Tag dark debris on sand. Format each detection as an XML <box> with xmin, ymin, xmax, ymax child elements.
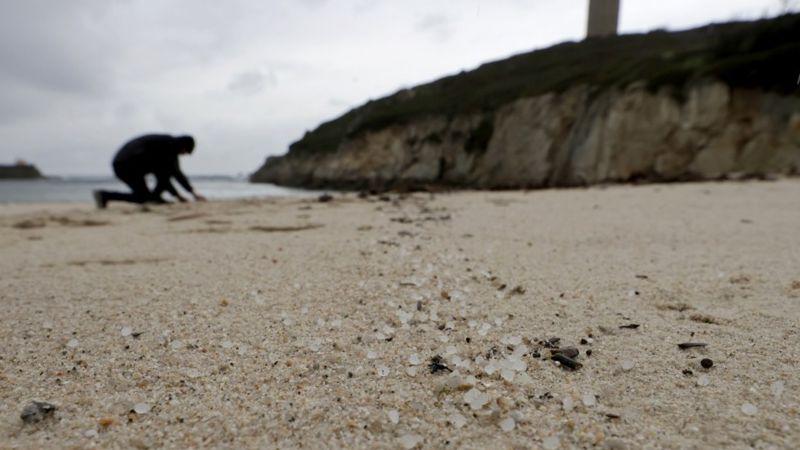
<box><xmin>20</xmin><ymin>401</ymin><xmax>56</xmax><ymax>424</ymax></box>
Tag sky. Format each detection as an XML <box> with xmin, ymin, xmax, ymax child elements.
<box><xmin>0</xmin><ymin>0</ymin><xmax>796</xmax><ymax>176</ymax></box>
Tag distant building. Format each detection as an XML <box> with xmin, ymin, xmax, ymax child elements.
<box><xmin>587</xmin><ymin>0</ymin><xmax>620</xmax><ymax>38</ymax></box>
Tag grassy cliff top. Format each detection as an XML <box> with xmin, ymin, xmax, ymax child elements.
<box><xmin>288</xmin><ymin>14</ymin><xmax>800</xmax><ymax>157</ymax></box>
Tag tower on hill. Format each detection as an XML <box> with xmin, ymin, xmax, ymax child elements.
<box><xmin>587</xmin><ymin>0</ymin><xmax>620</xmax><ymax>37</ymax></box>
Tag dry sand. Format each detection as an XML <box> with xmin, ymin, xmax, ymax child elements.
<box><xmin>1</xmin><ymin>180</ymin><xmax>799</xmax><ymax>449</ymax></box>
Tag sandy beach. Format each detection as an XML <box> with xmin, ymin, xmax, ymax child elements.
<box><xmin>1</xmin><ymin>179</ymin><xmax>798</xmax><ymax>449</ymax></box>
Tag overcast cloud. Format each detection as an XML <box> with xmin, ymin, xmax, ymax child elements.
<box><xmin>0</xmin><ymin>0</ymin><xmax>795</xmax><ymax>175</ymax></box>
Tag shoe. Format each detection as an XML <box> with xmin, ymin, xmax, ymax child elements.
<box><xmin>93</xmin><ymin>190</ymin><xmax>107</xmax><ymax>209</ymax></box>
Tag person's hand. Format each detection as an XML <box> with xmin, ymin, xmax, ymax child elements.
<box><xmin>176</xmin><ymin>195</ymin><xmax>188</xmax><ymax>203</ymax></box>
<box><xmin>193</xmin><ymin>193</ymin><xmax>207</xmax><ymax>202</ymax></box>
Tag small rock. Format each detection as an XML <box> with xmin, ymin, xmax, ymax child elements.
<box><xmin>542</xmin><ymin>436</ymin><xmax>560</xmax><ymax>450</ymax></box>
<box><xmin>621</xmin><ymin>360</ymin><xmax>635</xmax><ymax>371</ymax></box>
<box><xmin>121</xmin><ymin>326</ymin><xmax>133</xmax><ymax>337</ymax></box>
<box><xmin>741</xmin><ymin>403</ymin><xmax>758</xmax><ymax>416</ymax></box>
<box><xmin>377</xmin><ymin>366</ymin><xmax>390</xmax><ymax>377</ymax></box>
<box><xmin>84</xmin><ymin>429</ymin><xmax>98</xmax><ymax>438</ymax></box>
<box><xmin>387</xmin><ymin>409</ymin><xmax>400</xmax><ymax>425</ymax></box>
<box><xmin>66</xmin><ymin>338</ymin><xmax>79</xmax><ymax>349</ymax></box>
<box><xmin>399</xmin><ymin>434</ymin><xmax>423</xmax><ymax>449</ymax></box>
<box><xmin>678</xmin><ymin>342</ymin><xmax>707</xmax><ymax>350</ymax></box>
<box><xmin>318</xmin><ymin>193</ymin><xmax>333</xmax><ymax>203</ymax></box>
<box><xmin>697</xmin><ymin>375</ymin><xmax>710</xmax><ymax>387</ymax></box>
<box><xmin>551</xmin><ymin>347</ymin><xmax>579</xmax><ymax>359</ymax></box>
<box><xmin>771</xmin><ymin>380</ymin><xmax>785</xmax><ymax>399</ymax></box>
<box><xmin>133</xmin><ymin>403</ymin><xmax>151</xmax><ymax>415</ymax></box>
<box><xmin>552</xmin><ymin>353</ymin><xmax>581</xmax><ymax>371</ymax></box>
<box><xmin>464</xmin><ymin>388</ymin><xmax>490</xmax><ymax>410</ymax></box>
<box><xmin>700</xmin><ymin>358</ymin><xmax>713</xmax><ymax>369</ymax></box>
<box><xmin>20</xmin><ymin>401</ymin><xmax>56</xmax><ymax>424</ymax></box>
<box><xmin>449</xmin><ymin>413</ymin><xmax>467</xmax><ymax>429</ymax></box>
<box><xmin>562</xmin><ymin>395</ymin><xmax>574</xmax><ymax>412</ymax></box>
<box><xmin>582</xmin><ymin>393</ymin><xmax>597</xmax><ymax>407</ymax></box>
<box><xmin>499</xmin><ymin>417</ymin><xmax>515</xmax><ymax>432</ymax></box>
<box><xmin>408</xmin><ymin>354</ymin><xmax>421</xmax><ymax>366</ymax></box>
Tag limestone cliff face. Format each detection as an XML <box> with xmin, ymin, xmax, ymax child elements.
<box><xmin>252</xmin><ymin>82</ymin><xmax>800</xmax><ymax>189</ymax></box>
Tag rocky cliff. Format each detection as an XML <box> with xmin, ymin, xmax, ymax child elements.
<box><xmin>251</xmin><ymin>15</ymin><xmax>800</xmax><ymax>190</ymax></box>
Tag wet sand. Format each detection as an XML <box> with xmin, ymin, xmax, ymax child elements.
<box><xmin>1</xmin><ymin>180</ymin><xmax>799</xmax><ymax>449</ymax></box>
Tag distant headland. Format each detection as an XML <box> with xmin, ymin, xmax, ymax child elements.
<box><xmin>0</xmin><ymin>161</ymin><xmax>44</xmax><ymax>179</ymax></box>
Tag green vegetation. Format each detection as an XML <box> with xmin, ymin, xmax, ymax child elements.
<box><xmin>289</xmin><ymin>14</ymin><xmax>800</xmax><ymax>157</ymax></box>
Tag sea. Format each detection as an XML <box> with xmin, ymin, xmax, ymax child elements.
<box><xmin>0</xmin><ymin>176</ymin><xmax>314</xmax><ymax>204</ymax></box>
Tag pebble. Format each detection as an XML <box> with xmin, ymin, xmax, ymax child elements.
<box><xmin>377</xmin><ymin>366</ymin><xmax>390</xmax><ymax>377</ymax></box>
<box><xmin>66</xmin><ymin>338</ymin><xmax>79</xmax><ymax>349</ymax></box>
<box><xmin>84</xmin><ymin>429</ymin><xmax>98</xmax><ymax>438</ymax></box>
<box><xmin>221</xmin><ymin>340</ymin><xmax>234</xmax><ymax>349</ymax></box>
<box><xmin>399</xmin><ymin>434</ymin><xmax>423</xmax><ymax>449</ymax></box>
<box><xmin>120</xmin><ymin>326</ymin><xmax>133</xmax><ymax>337</ymax></box>
<box><xmin>542</xmin><ymin>436</ymin><xmax>561</xmax><ymax>450</ymax></box>
<box><xmin>562</xmin><ymin>396</ymin><xmax>574</xmax><ymax>412</ymax></box>
<box><xmin>387</xmin><ymin>409</ymin><xmax>400</xmax><ymax>425</ymax></box>
<box><xmin>170</xmin><ymin>340</ymin><xmax>183</xmax><ymax>350</ymax></box>
<box><xmin>499</xmin><ymin>417</ymin><xmax>515</xmax><ymax>432</ymax></box>
<box><xmin>133</xmin><ymin>403</ymin><xmax>151</xmax><ymax>415</ymax></box>
<box><xmin>408</xmin><ymin>354</ymin><xmax>421</xmax><ymax>365</ymax></box>
<box><xmin>405</xmin><ymin>367</ymin><xmax>418</xmax><ymax>377</ymax></box>
<box><xmin>367</xmin><ymin>350</ymin><xmax>379</xmax><ymax>360</ymax></box>
<box><xmin>621</xmin><ymin>360</ymin><xmax>635</xmax><ymax>371</ymax></box>
<box><xmin>771</xmin><ymin>380</ymin><xmax>785</xmax><ymax>399</ymax></box>
<box><xmin>741</xmin><ymin>403</ymin><xmax>758</xmax><ymax>416</ymax></box>
<box><xmin>697</xmin><ymin>375</ymin><xmax>710</xmax><ymax>387</ymax></box>
<box><xmin>464</xmin><ymin>388</ymin><xmax>490</xmax><ymax>410</ymax></box>
<box><xmin>185</xmin><ymin>368</ymin><xmax>203</xmax><ymax>379</ymax></box>
<box><xmin>700</xmin><ymin>358</ymin><xmax>713</xmax><ymax>369</ymax></box>
<box><xmin>582</xmin><ymin>393</ymin><xmax>597</xmax><ymax>407</ymax></box>
<box><xmin>450</xmin><ymin>413</ymin><xmax>467</xmax><ymax>429</ymax></box>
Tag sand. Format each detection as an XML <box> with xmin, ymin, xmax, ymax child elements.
<box><xmin>0</xmin><ymin>180</ymin><xmax>798</xmax><ymax>449</ymax></box>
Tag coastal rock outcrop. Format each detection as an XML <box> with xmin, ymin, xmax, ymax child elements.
<box><xmin>251</xmin><ymin>15</ymin><xmax>800</xmax><ymax>190</ymax></box>
<box><xmin>0</xmin><ymin>162</ymin><xmax>43</xmax><ymax>179</ymax></box>
<box><xmin>254</xmin><ymin>82</ymin><xmax>799</xmax><ymax>189</ymax></box>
